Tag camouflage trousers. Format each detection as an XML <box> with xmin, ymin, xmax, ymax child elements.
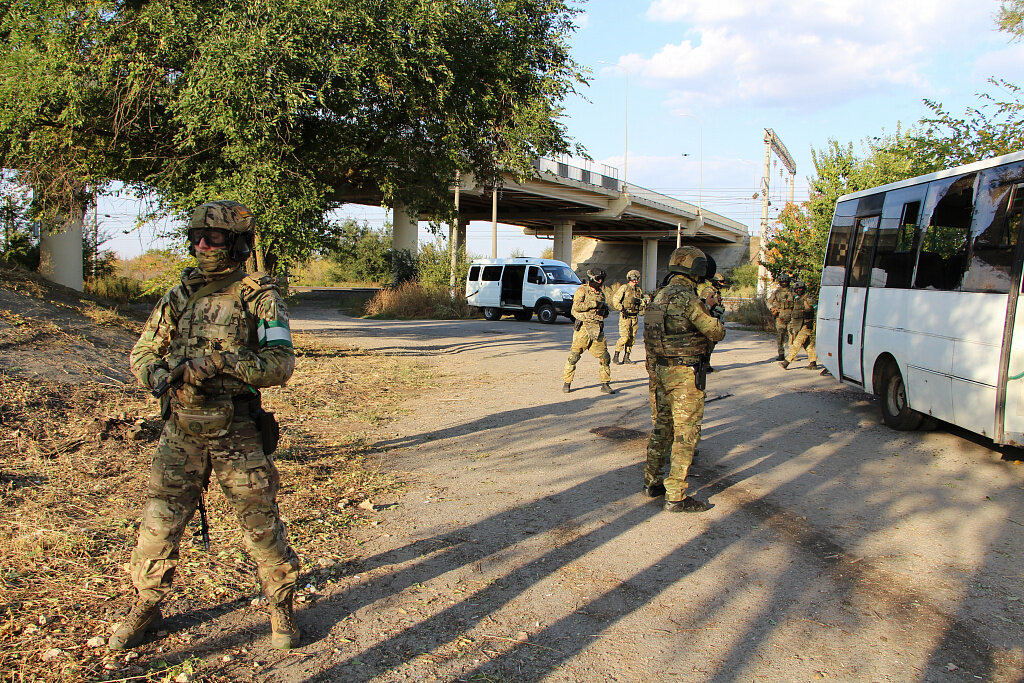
<box><xmin>130</xmin><ymin>410</ymin><xmax>299</xmax><ymax>606</ymax></box>
<box><xmin>645</xmin><ymin>360</ymin><xmax>705</xmax><ymax>502</ymax></box>
<box><xmin>775</xmin><ymin>315</ymin><xmax>793</xmax><ymax>356</ymax></box>
<box><xmin>615</xmin><ymin>315</ymin><xmax>639</xmax><ymax>353</ymax></box>
<box><xmin>786</xmin><ymin>325</ymin><xmax>817</xmax><ymax>364</ymax></box>
<box><xmin>563</xmin><ymin>325</ymin><xmax>611</xmax><ymax>384</ymax></box>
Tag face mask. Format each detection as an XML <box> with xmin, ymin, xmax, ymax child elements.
<box><xmin>195</xmin><ymin>247</ymin><xmax>235</xmax><ymax>277</ymax></box>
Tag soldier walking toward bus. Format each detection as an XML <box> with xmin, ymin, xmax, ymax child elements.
<box><xmin>643</xmin><ymin>247</ymin><xmax>725</xmax><ymax>512</ymax></box>
<box><xmin>767</xmin><ymin>274</ymin><xmax>796</xmax><ymax>360</ymax></box>
<box><xmin>780</xmin><ymin>280</ymin><xmax>818</xmax><ymax>370</ymax></box>
<box><xmin>563</xmin><ymin>268</ymin><xmax>614</xmax><ymax>394</ymax></box>
<box><xmin>110</xmin><ymin>201</ymin><xmax>302</xmax><ymax>651</ymax></box>
<box><xmin>612</xmin><ymin>269</ymin><xmax>646</xmax><ymax>364</ymax></box>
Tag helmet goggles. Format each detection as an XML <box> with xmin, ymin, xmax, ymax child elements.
<box><xmin>188</xmin><ymin>227</ymin><xmax>231</xmax><ymax>248</ymax></box>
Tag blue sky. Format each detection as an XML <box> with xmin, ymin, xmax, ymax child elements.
<box><xmin>103</xmin><ymin>0</ymin><xmax>1024</xmax><ymax>260</ymax></box>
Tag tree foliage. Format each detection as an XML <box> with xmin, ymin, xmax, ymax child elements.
<box><xmin>0</xmin><ymin>0</ymin><xmax>584</xmax><ymax>271</ymax></box>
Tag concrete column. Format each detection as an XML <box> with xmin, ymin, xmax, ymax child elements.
<box><xmin>39</xmin><ymin>211</ymin><xmax>85</xmax><ymax>292</ymax></box>
<box><xmin>552</xmin><ymin>220</ymin><xmax>574</xmax><ymax>265</ymax></box>
<box><xmin>392</xmin><ymin>199</ymin><xmax>418</xmax><ymax>254</ymax></box>
<box><xmin>642</xmin><ymin>238</ymin><xmax>659</xmax><ymax>292</ymax></box>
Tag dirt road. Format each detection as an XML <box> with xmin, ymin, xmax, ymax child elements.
<box><xmin>273</xmin><ymin>307</ymin><xmax>1024</xmax><ymax>682</ymax></box>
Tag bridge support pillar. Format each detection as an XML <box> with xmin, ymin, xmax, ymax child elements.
<box><xmin>552</xmin><ymin>220</ymin><xmax>574</xmax><ymax>265</ymax></box>
<box><xmin>642</xmin><ymin>238</ymin><xmax>659</xmax><ymax>292</ymax></box>
<box><xmin>392</xmin><ymin>199</ymin><xmax>419</xmax><ymax>254</ymax></box>
<box><xmin>39</xmin><ymin>211</ymin><xmax>85</xmax><ymax>292</ymax></box>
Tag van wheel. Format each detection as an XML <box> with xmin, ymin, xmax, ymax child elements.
<box><xmin>880</xmin><ymin>363</ymin><xmax>923</xmax><ymax>430</ymax></box>
<box><xmin>483</xmin><ymin>307</ymin><xmax>502</xmax><ymax>321</ymax></box>
<box><xmin>536</xmin><ymin>303</ymin><xmax>557</xmax><ymax>324</ymax></box>
<box><xmin>514</xmin><ymin>310</ymin><xmax>532</xmax><ymax>321</ymax></box>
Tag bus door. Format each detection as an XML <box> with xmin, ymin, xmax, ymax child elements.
<box><xmin>838</xmin><ymin>211</ymin><xmax>881</xmax><ymax>383</ymax></box>
<box><xmin>993</xmin><ymin>177</ymin><xmax>1024</xmax><ymax>445</ymax></box>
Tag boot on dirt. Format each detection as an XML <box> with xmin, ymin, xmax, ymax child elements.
<box><xmin>622</xmin><ymin>351</ymin><xmax>631</xmax><ymax>364</ymax></box>
<box><xmin>600</xmin><ymin>383</ymin><xmax>614</xmax><ymax>394</ymax></box>
<box><xmin>613</xmin><ymin>351</ymin><xmax>622</xmax><ymax>365</ymax></box>
<box><xmin>562</xmin><ymin>382</ymin><xmax>571</xmax><ymax>394</ymax></box>
<box><xmin>664</xmin><ymin>496</ymin><xmax>710</xmax><ymax>513</ymax></box>
<box><xmin>805</xmin><ymin>362</ymin><xmax>818</xmax><ymax>370</ymax></box>
<box><xmin>706</xmin><ymin>365</ymin><xmax>715</xmax><ymax>373</ymax></box>
<box><xmin>779</xmin><ymin>360</ymin><xmax>790</xmax><ymax>370</ymax></box>
<box><xmin>108</xmin><ymin>599</ymin><xmax>162</xmax><ymax>650</ymax></box>
<box><xmin>776</xmin><ymin>353</ymin><xmax>785</xmax><ymax>361</ymax></box>
<box><xmin>644</xmin><ymin>483</ymin><xmax>666</xmax><ymax>498</ymax></box>
<box><xmin>269</xmin><ymin>596</ymin><xmax>301</xmax><ymax>650</ymax></box>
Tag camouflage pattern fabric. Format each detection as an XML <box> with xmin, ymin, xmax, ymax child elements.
<box><xmin>612</xmin><ymin>282</ymin><xmax>645</xmax><ymax>353</ymax></box>
<box><xmin>564</xmin><ymin>284</ymin><xmax>611</xmax><ymax>383</ymax></box>
<box><xmin>785</xmin><ymin>293</ymin><xmax>818</xmax><ymax>364</ymax></box>
<box><xmin>767</xmin><ymin>284</ymin><xmax>796</xmax><ymax>356</ymax></box>
<box><xmin>644</xmin><ymin>274</ymin><xmax>725</xmax><ymax>502</ymax></box>
<box><xmin>128</xmin><ymin>266</ymin><xmax>298</xmax><ymax>607</ymax></box>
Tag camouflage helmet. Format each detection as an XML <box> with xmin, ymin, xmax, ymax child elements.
<box><xmin>778</xmin><ymin>274</ymin><xmax>791</xmax><ymax>285</ymax></box>
<box><xmin>667</xmin><ymin>246</ymin><xmax>707</xmax><ymax>278</ymax></box>
<box><xmin>792</xmin><ymin>279</ymin><xmax>806</xmax><ymax>292</ymax></box>
<box><xmin>712</xmin><ymin>273</ymin><xmax>726</xmax><ymax>287</ymax></box>
<box><xmin>626</xmin><ymin>269</ymin><xmax>641</xmax><ymax>281</ymax></box>
<box><xmin>586</xmin><ymin>267</ymin><xmax>607</xmax><ymax>282</ymax></box>
<box><xmin>189</xmin><ymin>200</ymin><xmax>256</xmax><ymax>235</ymax></box>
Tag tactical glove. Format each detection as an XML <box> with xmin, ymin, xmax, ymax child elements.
<box><xmin>182</xmin><ymin>351</ymin><xmax>225</xmax><ymax>385</ymax></box>
<box><xmin>147</xmin><ymin>365</ymin><xmax>171</xmax><ymax>393</ymax></box>
<box><xmin>710</xmin><ymin>304</ymin><xmax>726</xmax><ymax>319</ymax></box>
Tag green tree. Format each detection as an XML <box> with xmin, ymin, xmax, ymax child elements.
<box><xmin>998</xmin><ymin>0</ymin><xmax>1024</xmax><ymax>37</ymax></box>
<box><xmin>0</xmin><ymin>0</ymin><xmax>585</xmax><ymax>273</ymax></box>
<box><xmin>327</xmin><ymin>220</ymin><xmax>393</xmax><ymax>284</ymax></box>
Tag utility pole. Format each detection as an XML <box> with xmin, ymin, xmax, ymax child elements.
<box><xmin>758</xmin><ymin>128</ymin><xmax>797</xmax><ymax>295</ymax></box>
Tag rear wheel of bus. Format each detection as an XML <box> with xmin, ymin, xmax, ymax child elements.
<box><xmin>879</xmin><ymin>362</ymin><xmax>924</xmax><ymax>431</ymax></box>
<box><xmin>535</xmin><ymin>303</ymin><xmax>557</xmax><ymax>324</ymax></box>
<box><xmin>483</xmin><ymin>307</ymin><xmax>502</xmax><ymax>321</ymax></box>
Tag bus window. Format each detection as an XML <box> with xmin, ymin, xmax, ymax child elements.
<box><xmin>914</xmin><ymin>173</ymin><xmax>976</xmax><ymax>290</ymax></box>
<box><xmin>468</xmin><ymin>265</ymin><xmax>480</xmax><ymax>281</ymax></box>
<box><xmin>963</xmin><ymin>161</ymin><xmax>1024</xmax><ymax>293</ymax></box>
<box><xmin>527</xmin><ymin>266</ymin><xmax>546</xmax><ymax>284</ymax></box>
<box><xmin>848</xmin><ymin>215</ymin><xmax>879</xmax><ymax>287</ymax></box>
<box><xmin>822</xmin><ymin>199</ymin><xmax>858</xmax><ymax>285</ymax></box>
<box><xmin>873</xmin><ymin>185</ymin><xmax>925</xmax><ymax>289</ymax></box>
<box><xmin>481</xmin><ymin>265</ymin><xmax>502</xmax><ymax>281</ymax></box>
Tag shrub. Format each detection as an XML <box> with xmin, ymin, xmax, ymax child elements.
<box><xmin>84</xmin><ymin>275</ymin><xmax>151</xmax><ymax>303</ymax></box>
<box><xmin>731</xmin><ymin>296</ymin><xmax>773</xmax><ymax>331</ymax></box>
<box><xmin>727</xmin><ymin>262</ymin><xmax>759</xmax><ymax>288</ymax></box>
<box><xmin>364</xmin><ymin>280</ymin><xmax>473</xmax><ymax>320</ymax></box>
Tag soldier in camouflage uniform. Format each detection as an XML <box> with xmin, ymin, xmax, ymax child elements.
<box><xmin>612</xmin><ymin>269</ymin><xmax>646</xmax><ymax>365</ymax></box>
<box><xmin>644</xmin><ymin>247</ymin><xmax>725</xmax><ymax>512</ymax></box>
<box><xmin>696</xmin><ymin>262</ymin><xmax>727</xmax><ymax>373</ymax></box>
<box><xmin>767</xmin><ymin>274</ymin><xmax>796</xmax><ymax>360</ymax></box>
<box><xmin>563</xmin><ymin>268</ymin><xmax>614</xmax><ymax>394</ymax></box>
<box><xmin>109</xmin><ymin>201</ymin><xmax>301</xmax><ymax>651</ymax></box>
<box><xmin>780</xmin><ymin>280</ymin><xmax>818</xmax><ymax>370</ymax></box>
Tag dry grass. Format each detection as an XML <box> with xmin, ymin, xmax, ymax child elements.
<box><xmin>728</xmin><ymin>295</ymin><xmax>774</xmax><ymax>331</ymax></box>
<box><xmin>0</xmin><ymin>333</ymin><xmax>433</xmax><ymax>682</ymax></box>
<box><xmin>365</xmin><ymin>280</ymin><xmax>472</xmax><ymax>320</ymax></box>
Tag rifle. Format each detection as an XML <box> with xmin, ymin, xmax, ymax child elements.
<box><xmin>152</xmin><ymin>361</ymin><xmax>188</xmax><ymax>398</ymax></box>
<box><xmin>195</xmin><ymin>493</ymin><xmax>211</xmax><ymax>552</ymax></box>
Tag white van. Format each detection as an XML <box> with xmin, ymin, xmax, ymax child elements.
<box><xmin>465</xmin><ymin>257</ymin><xmax>581</xmax><ymax>323</ymax></box>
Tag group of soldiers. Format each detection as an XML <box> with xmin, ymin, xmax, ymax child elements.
<box><xmin>110</xmin><ymin>200</ymin><xmax>817</xmax><ymax>653</ymax></box>
<box><xmin>766</xmin><ymin>274</ymin><xmax>818</xmax><ymax>370</ymax></box>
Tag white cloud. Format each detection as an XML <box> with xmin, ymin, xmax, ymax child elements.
<box><xmin>632</xmin><ymin>0</ymin><xmax>997</xmax><ymax>109</ymax></box>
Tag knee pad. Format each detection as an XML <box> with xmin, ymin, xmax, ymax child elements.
<box><xmin>568</xmin><ymin>352</ymin><xmax>582</xmax><ymax>364</ymax></box>
<box><xmin>600</xmin><ymin>351</ymin><xmax>611</xmax><ymax>365</ymax></box>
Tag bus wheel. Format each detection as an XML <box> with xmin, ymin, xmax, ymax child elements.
<box><xmin>536</xmin><ymin>303</ymin><xmax>557</xmax><ymax>324</ymax></box>
<box><xmin>514</xmin><ymin>310</ymin><xmax>532</xmax><ymax>321</ymax></box>
<box><xmin>880</xmin><ymin>364</ymin><xmax>923</xmax><ymax>430</ymax></box>
<box><xmin>483</xmin><ymin>307</ymin><xmax>502</xmax><ymax>321</ymax></box>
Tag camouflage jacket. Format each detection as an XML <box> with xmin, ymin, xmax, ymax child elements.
<box><xmin>130</xmin><ymin>267</ymin><xmax>295</xmax><ymax>398</ymax></box>
<box><xmin>788</xmin><ymin>293</ymin><xmax>818</xmax><ymax>331</ymax></box>
<box><xmin>644</xmin><ymin>274</ymin><xmax>725</xmax><ymax>361</ymax></box>
<box><xmin>768</xmin><ymin>285</ymin><xmax>796</xmax><ymax>321</ymax></box>
<box><xmin>612</xmin><ymin>282</ymin><xmax>646</xmax><ymax>315</ymax></box>
<box><xmin>697</xmin><ymin>280</ymin><xmax>722</xmax><ymax>309</ymax></box>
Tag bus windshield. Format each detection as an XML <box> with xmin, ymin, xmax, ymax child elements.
<box><xmin>542</xmin><ymin>265</ymin><xmax>581</xmax><ymax>284</ymax></box>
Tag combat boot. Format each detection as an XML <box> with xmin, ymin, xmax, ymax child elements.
<box><xmin>805</xmin><ymin>362</ymin><xmax>818</xmax><ymax>370</ymax></box>
<box><xmin>269</xmin><ymin>596</ymin><xmax>301</xmax><ymax>650</ymax></box>
<box><xmin>664</xmin><ymin>496</ymin><xmax>710</xmax><ymax>513</ymax></box>
<box><xmin>779</xmin><ymin>360</ymin><xmax>790</xmax><ymax>369</ymax></box>
<box><xmin>644</xmin><ymin>483</ymin><xmax>666</xmax><ymax>498</ymax></box>
<box><xmin>622</xmin><ymin>351</ymin><xmax>631</xmax><ymax>364</ymax></box>
<box><xmin>613</xmin><ymin>351</ymin><xmax>622</xmax><ymax>365</ymax></box>
<box><xmin>600</xmin><ymin>383</ymin><xmax>614</xmax><ymax>394</ymax></box>
<box><xmin>776</xmin><ymin>353</ymin><xmax>785</xmax><ymax>361</ymax></box>
<box><xmin>562</xmin><ymin>382</ymin><xmax>571</xmax><ymax>394</ymax></box>
<box><xmin>108</xmin><ymin>598</ymin><xmax>161</xmax><ymax>650</ymax></box>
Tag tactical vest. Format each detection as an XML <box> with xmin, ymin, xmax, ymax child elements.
<box><xmin>620</xmin><ymin>284</ymin><xmax>643</xmax><ymax>315</ymax></box>
<box><xmin>643</xmin><ymin>280</ymin><xmax>710</xmax><ymax>360</ymax></box>
<box><xmin>773</xmin><ymin>287</ymin><xmax>796</xmax><ymax>321</ymax></box>
<box><xmin>167</xmin><ymin>271</ymin><xmax>264</xmax><ymax>397</ymax></box>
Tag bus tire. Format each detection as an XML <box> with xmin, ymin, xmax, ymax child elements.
<box><xmin>880</xmin><ymin>363</ymin><xmax>923</xmax><ymax>431</ymax></box>
<box><xmin>514</xmin><ymin>310</ymin><xmax>533</xmax><ymax>321</ymax></box>
<box><xmin>483</xmin><ymin>307</ymin><xmax>502</xmax><ymax>321</ymax></box>
<box><xmin>536</xmin><ymin>303</ymin><xmax>557</xmax><ymax>324</ymax></box>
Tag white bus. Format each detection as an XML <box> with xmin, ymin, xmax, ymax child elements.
<box><xmin>817</xmin><ymin>151</ymin><xmax>1024</xmax><ymax>446</ymax></box>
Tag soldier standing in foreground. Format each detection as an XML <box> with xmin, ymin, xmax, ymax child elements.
<box><xmin>110</xmin><ymin>201</ymin><xmax>301</xmax><ymax>651</ymax></box>
<box><xmin>767</xmin><ymin>274</ymin><xmax>796</xmax><ymax>360</ymax></box>
<box><xmin>611</xmin><ymin>269</ymin><xmax>646</xmax><ymax>365</ymax></box>
<box><xmin>780</xmin><ymin>280</ymin><xmax>818</xmax><ymax>370</ymax></box>
<box><xmin>643</xmin><ymin>247</ymin><xmax>725</xmax><ymax>512</ymax></box>
<box><xmin>563</xmin><ymin>268</ymin><xmax>614</xmax><ymax>394</ymax></box>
